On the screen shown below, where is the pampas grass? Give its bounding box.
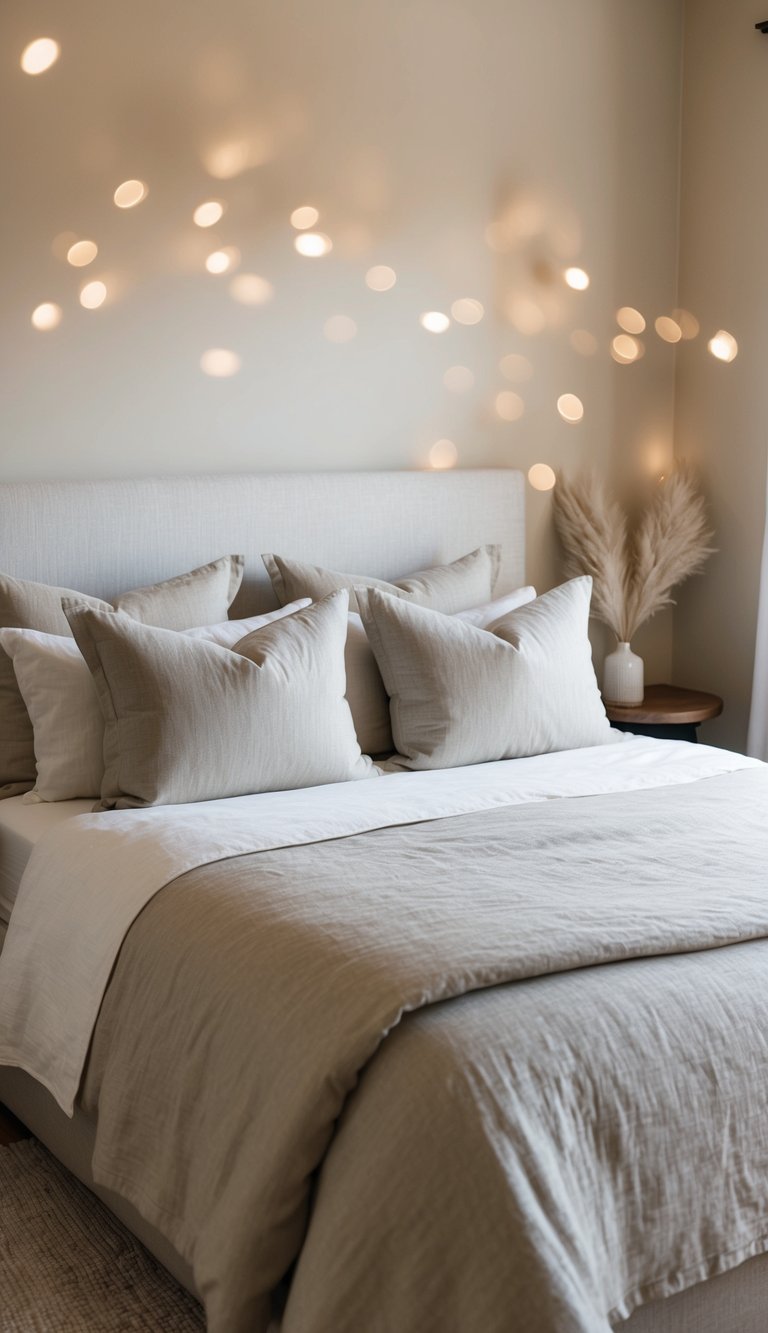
[553,468,714,642]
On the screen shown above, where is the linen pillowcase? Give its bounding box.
[262,545,501,615]
[357,576,611,770]
[65,591,375,810]
[0,557,244,798]
[0,601,311,803]
[343,586,538,756]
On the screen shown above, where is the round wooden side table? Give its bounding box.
[603,683,723,743]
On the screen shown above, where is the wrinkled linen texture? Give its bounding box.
[75,769,768,1333]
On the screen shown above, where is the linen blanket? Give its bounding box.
[69,767,768,1332]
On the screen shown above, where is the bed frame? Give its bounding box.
[0,468,766,1331]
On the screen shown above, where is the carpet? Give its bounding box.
[0,1139,205,1331]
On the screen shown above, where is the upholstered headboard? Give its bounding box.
[0,470,525,614]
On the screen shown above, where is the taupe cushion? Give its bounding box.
[357,576,611,770]
[262,546,500,615]
[65,591,375,810]
[263,547,502,756]
[0,557,244,798]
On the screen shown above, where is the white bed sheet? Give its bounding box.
[0,734,761,1116]
[0,796,94,925]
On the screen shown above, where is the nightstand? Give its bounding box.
[604,684,723,743]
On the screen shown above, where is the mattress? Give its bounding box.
[0,796,93,925]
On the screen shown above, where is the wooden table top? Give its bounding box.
[603,683,723,725]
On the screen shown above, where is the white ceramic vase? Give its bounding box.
[603,641,644,706]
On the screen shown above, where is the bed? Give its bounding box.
[1,469,767,1333]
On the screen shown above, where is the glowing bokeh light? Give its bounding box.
[229,273,274,305]
[79,281,107,310]
[616,306,646,335]
[708,330,738,362]
[193,200,224,228]
[66,240,98,268]
[113,180,148,209]
[500,353,533,382]
[655,316,682,344]
[673,309,700,340]
[206,247,239,274]
[294,232,332,257]
[21,37,59,75]
[365,265,397,292]
[528,464,557,491]
[451,298,484,325]
[31,303,62,331]
[557,393,584,423]
[495,391,525,422]
[290,206,319,230]
[429,439,458,470]
[203,139,251,180]
[323,315,357,343]
[570,329,598,356]
[507,296,546,336]
[200,348,241,377]
[564,267,590,291]
[420,311,450,333]
[443,365,475,393]
[611,334,641,364]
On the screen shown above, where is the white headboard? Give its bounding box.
[0,470,525,615]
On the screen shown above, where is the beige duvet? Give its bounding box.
[79,768,768,1332]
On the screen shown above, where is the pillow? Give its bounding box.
[343,586,538,757]
[0,601,311,803]
[262,546,501,615]
[356,577,611,770]
[0,557,244,798]
[64,591,375,810]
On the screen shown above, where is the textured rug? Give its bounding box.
[0,1139,205,1331]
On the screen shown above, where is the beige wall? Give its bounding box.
[0,0,683,676]
[673,1,768,749]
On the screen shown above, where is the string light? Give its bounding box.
[708,330,738,362]
[495,391,525,421]
[429,439,458,469]
[557,393,584,422]
[420,311,450,333]
[229,274,273,305]
[206,248,239,274]
[113,180,148,209]
[365,265,397,291]
[451,298,484,325]
[21,38,59,74]
[31,303,62,331]
[655,316,682,344]
[66,240,98,268]
[564,267,590,291]
[294,232,332,257]
[528,464,556,491]
[290,206,319,230]
[611,334,641,363]
[79,281,107,310]
[616,306,646,334]
[200,348,241,377]
[193,201,224,228]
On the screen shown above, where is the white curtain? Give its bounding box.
[747,466,768,759]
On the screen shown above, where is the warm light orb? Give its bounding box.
[708,329,738,362]
[365,265,397,292]
[451,298,484,325]
[31,303,62,331]
[564,267,590,291]
[290,206,319,230]
[673,308,700,340]
[66,240,98,268]
[429,439,458,470]
[443,365,475,393]
[200,348,241,377]
[616,306,646,335]
[193,200,224,228]
[655,316,682,344]
[229,273,274,305]
[203,140,251,180]
[500,353,533,382]
[79,281,107,310]
[21,37,60,75]
[113,180,148,209]
[528,463,557,491]
[507,296,546,336]
[323,315,357,343]
[495,391,525,422]
[206,247,239,274]
[420,311,450,333]
[294,232,332,257]
[611,334,641,364]
[557,393,584,423]
[570,329,598,356]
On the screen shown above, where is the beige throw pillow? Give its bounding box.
[357,576,611,770]
[262,546,500,615]
[0,557,244,798]
[65,591,375,810]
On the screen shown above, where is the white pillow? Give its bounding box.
[357,577,611,770]
[344,586,537,756]
[0,600,311,802]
